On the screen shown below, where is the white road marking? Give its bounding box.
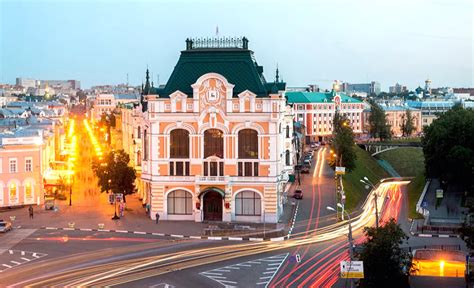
[133,231,146,235]
[189,236,201,239]
[9,250,13,254]
[10,261,21,265]
[152,233,165,236]
[21,257,31,262]
[170,234,184,238]
[115,230,128,233]
[200,253,289,288]
[2,264,12,268]
[20,251,25,256]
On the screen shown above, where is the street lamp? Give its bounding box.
[360,176,379,228]
[327,204,353,260]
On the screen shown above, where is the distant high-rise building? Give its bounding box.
[342,81,381,96]
[389,83,408,94]
[425,79,432,95]
[16,78,37,89]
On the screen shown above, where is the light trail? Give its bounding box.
[271,147,326,287]
[12,180,410,287]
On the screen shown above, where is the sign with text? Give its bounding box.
[340,261,364,278]
[335,166,346,175]
[436,189,444,198]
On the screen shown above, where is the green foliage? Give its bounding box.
[332,111,356,171]
[91,150,137,200]
[400,109,415,137]
[342,146,389,211]
[422,106,474,191]
[357,218,412,288]
[368,100,392,141]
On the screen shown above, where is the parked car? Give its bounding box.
[0,221,12,233]
[304,159,312,166]
[301,165,310,174]
[294,189,303,199]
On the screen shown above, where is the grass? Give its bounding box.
[376,147,425,177]
[407,174,426,219]
[343,145,390,211]
[377,147,426,219]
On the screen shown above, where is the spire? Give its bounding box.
[275,64,280,83]
[144,68,151,95]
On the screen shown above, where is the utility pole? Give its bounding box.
[374,192,379,228]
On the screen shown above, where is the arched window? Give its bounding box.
[24,182,34,204]
[237,129,259,177]
[136,150,141,166]
[9,183,18,205]
[204,129,223,158]
[143,129,148,160]
[285,150,290,166]
[137,126,141,139]
[169,129,190,176]
[286,125,290,138]
[238,129,258,159]
[170,129,189,158]
[235,191,261,216]
[167,190,192,215]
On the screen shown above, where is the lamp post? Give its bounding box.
[110,179,120,220]
[69,177,72,206]
[360,176,379,228]
[327,204,354,288]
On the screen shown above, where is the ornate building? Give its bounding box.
[139,37,293,223]
[286,83,364,143]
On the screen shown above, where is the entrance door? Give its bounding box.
[203,191,223,221]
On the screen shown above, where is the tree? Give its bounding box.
[357,218,412,288]
[332,111,357,171]
[368,100,392,141]
[422,106,474,190]
[400,109,415,137]
[91,149,136,202]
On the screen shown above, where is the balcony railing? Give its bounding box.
[196,176,227,183]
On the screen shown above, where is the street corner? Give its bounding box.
[0,250,47,273]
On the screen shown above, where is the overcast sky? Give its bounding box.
[1,0,472,90]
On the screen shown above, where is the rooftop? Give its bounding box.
[285,91,362,104]
[145,37,285,98]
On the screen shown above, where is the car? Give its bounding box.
[304,159,312,165]
[0,221,12,233]
[301,165,310,173]
[293,189,303,199]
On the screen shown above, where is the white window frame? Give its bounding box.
[9,158,17,173]
[25,157,33,172]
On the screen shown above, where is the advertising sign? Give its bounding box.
[340,261,364,278]
[335,166,346,175]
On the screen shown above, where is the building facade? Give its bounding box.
[380,105,422,137]
[140,38,293,223]
[0,128,53,207]
[406,100,454,127]
[343,81,381,96]
[286,89,364,143]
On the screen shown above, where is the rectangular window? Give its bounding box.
[238,162,243,176]
[25,158,32,172]
[9,159,17,173]
[237,161,259,177]
[169,161,190,176]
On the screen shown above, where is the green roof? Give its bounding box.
[285,91,362,104]
[151,48,285,97]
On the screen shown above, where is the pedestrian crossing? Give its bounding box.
[0,229,36,254]
[0,250,47,273]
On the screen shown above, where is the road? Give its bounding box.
[0,120,465,287]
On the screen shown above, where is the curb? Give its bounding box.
[410,231,459,238]
[38,226,288,242]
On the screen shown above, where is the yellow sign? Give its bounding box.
[336,166,346,175]
[340,261,364,279]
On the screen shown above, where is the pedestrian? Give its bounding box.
[155,212,160,224]
[28,205,34,219]
[146,203,150,215]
